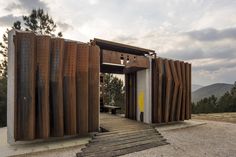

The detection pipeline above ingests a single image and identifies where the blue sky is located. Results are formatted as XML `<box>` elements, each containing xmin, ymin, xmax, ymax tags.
<box><xmin>0</xmin><ymin>0</ymin><xmax>236</xmax><ymax>85</ymax></box>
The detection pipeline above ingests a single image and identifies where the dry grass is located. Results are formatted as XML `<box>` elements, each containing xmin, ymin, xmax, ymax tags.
<box><xmin>192</xmin><ymin>112</ymin><xmax>236</xmax><ymax>123</ymax></box>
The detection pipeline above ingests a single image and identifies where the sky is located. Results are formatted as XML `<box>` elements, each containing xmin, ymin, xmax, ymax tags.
<box><xmin>0</xmin><ymin>0</ymin><xmax>236</xmax><ymax>86</ymax></box>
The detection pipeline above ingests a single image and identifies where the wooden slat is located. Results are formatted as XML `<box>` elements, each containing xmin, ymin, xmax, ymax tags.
<box><xmin>88</xmin><ymin>45</ymin><xmax>100</xmax><ymax>132</ymax></box>
<box><xmin>15</xmin><ymin>32</ymin><xmax>36</xmax><ymax>140</ymax></box>
<box><xmin>175</xmin><ymin>61</ymin><xmax>183</xmax><ymax>121</ymax></box>
<box><xmin>180</xmin><ymin>61</ymin><xmax>186</xmax><ymax>120</ymax></box>
<box><xmin>50</xmin><ymin>38</ymin><xmax>64</xmax><ymax>137</ymax></box>
<box><xmin>169</xmin><ymin>60</ymin><xmax>179</xmax><ymax>122</ymax></box>
<box><xmin>35</xmin><ymin>35</ymin><xmax>50</xmax><ymax>139</ymax></box>
<box><xmin>63</xmin><ymin>41</ymin><xmax>77</xmax><ymax>135</ymax></box>
<box><xmin>77</xmin><ymin>113</ymin><xmax>168</xmax><ymax>157</ymax></box>
<box><xmin>164</xmin><ymin>60</ymin><xmax>172</xmax><ymax>123</ymax></box>
<box><xmin>76</xmin><ymin>44</ymin><xmax>89</xmax><ymax>135</ymax></box>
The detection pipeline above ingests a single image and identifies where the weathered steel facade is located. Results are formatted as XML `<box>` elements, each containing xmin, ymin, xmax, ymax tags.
<box><xmin>7</xmin><ymin>30</ymin><xmax>191</xmax><ymax>142</ymax></box>
<box><xmin>152</xmin><ymin>58</ymin><xmax>191</xmax><ymax>123</ymax></box>
<box><xmin>7</xmin><ymin>31</ymin><xmax>100</xmax><ymax>142</ymax></box>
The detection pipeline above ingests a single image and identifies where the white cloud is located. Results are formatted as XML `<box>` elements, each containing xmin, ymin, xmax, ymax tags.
<box><xmin>0</xmin><ymin>0</ymin><xmax>236</xmax><ymax>85</ymax></box>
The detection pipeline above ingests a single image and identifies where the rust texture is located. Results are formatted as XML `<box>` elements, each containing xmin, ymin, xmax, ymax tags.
<box><xmin>88</xmin><ymin>45</ymin><xmax>100</xmax><ymax>132</ymax></box>
<box><xmin>15</xmin><ymin>32</ymin><xmax>36</xmax><ymax>140</ymax></box>
<box><xmin>76</xmin><ymin>44</ymin><xmax>89</xmax><ymax>135</ymax></box>
<box><xmin>36</xmin><ymin>35</ymin><xmax>50</xmax><ymax>139</ymax></box>
<box><xmin>50</xmin><ymin>38</ymin><xmax>64</xmax><ymax>137</ymax></box>
<box><xmin>63</xmin><ymin>41</ymin><xmax>77</xmax><ymax>135</ymax></box>
<box><xmin>152</xmin><ymin>58</ymin><xmax>191</xmax><ymax>123</ymax></box>
<box><xmin>12</xmin><ymin>31</ymin><xmax>191</xmax><ymax>141</ymax></box>
<box><xmin>125</xmin><ymin>72</ymin><xmax>137</xmax><ymax>120</ymax></box>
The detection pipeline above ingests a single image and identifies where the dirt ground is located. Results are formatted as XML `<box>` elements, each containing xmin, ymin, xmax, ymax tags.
<box><xmin>192</xmin><ymin>112</ymin><xmax>236</xmax><ymax>123</ymax></box>
<box><xmin>122</xmin><ymin>120</ymin><xmax>236</xmax><ymax>157</ymax></box>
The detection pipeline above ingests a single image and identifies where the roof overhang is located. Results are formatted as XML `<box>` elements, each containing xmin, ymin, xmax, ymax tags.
<box><xmin>92</xmin><ymin>38</ymin><xmax>155</xmax><ymax>56</ymax></box>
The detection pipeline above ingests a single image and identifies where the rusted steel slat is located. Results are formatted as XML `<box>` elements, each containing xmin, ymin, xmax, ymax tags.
<box><xmin>157</xmin><ymin>58</ymin><xmax>163</xmax><ymax>123</ymax></box>
<box><xmin>169</xmin><ymin>60</ymin><xmax>179</xmax><ymax>122</ymax></box>
<box><xmin>125</xmin><ymin>74</ymin><xmax>129</xmax><ymax>118</ymax></box>
<box><xmin>185</xmin><ymin>63</ymin><xmax>190</xmax><ymax>120</ymax></box>
<box><xmin>50</xmin><ymin>38</ymin><xmax>64</xmax><ymax>137</ymax></box>
<box><xmin>175</xmin><ymin>61</ymin><xmax>182</xmax><ymax>121</ymax></box>
<box><xmin>15</xmin><ymin>32</ymin><xmax>36</xmax><ymax>140</ymax></box>
<box><xmin>35</xmin><ymin>36</ymin><xmax>50</xmax><ymax>139</ymax></box>
<box><xmin>180</xmin><ymin>61</ymin><xmax>186</xmax><ymax>120</ymax></box>
<box><xmin>63</xmin><ymin>41</ymin><xmax>77</xmax><ymax>135</ymax></box>
<box><xmin>134</xmin><ymin>72</ymin><xmax>137</xmax><ymax>120</ymax></box>
<box><xmin>76</xmin><ymin>44</ymin><xmax>89</xmax><ymax>135</ymax></box>
<box><xmin>152</xmin><ymin>59</ymin><xmax>158</xmax><ymax>123</ymax></box>
<box><xmin>125</xmin><ymin>75</ymin><xmax>127</xmax><ymax>118</ymax></box>
<box><xmin>189</xmin><ymin>64</ymin><xmax>192</xmax><ymax>118</ymax></box>
<box><xmin>88</xmin><ymin>45</ymin><xmax>100</xmax><ymax>132</ymax></box>
<box><xmin>164</xmin><ymin>60</ymin><xmax>172</xmax><ymax>123</ymax></box>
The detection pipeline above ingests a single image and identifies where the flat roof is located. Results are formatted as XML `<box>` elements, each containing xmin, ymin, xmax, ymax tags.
<box><xmin>92</xmin><ymin>38</ymin><xmax>155</xmax><ymax>56</ymax></box>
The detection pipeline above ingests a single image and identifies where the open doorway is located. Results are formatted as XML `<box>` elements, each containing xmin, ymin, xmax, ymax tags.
<box><xmin>100</xmin><ymin>73</ymin><xmax>125</xmax><ymax>115</ymax></box>
<box><xmin>94</xmin><ymin>38</ymin><xmax>153</xmax><ymax>122</ymax></box>
<box><xmin>100</xmin><ymin>72</ymin><xmax>138</xmax><ymax>120</ymax></box>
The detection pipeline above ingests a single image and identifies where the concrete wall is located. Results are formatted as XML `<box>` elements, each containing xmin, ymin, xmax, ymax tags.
<box><xmin>7</xmin><ymin>30</ymin><xmax>16</xmax><ymax>144</ymax></box>
<box><xmin>136</xmin><ymin>57</ymin><xmax>152</xmax><ymax>124</ymax></box>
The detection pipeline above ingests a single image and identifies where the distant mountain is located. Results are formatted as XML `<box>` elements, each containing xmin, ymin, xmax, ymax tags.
<box><xmin>192</xmin><ymin>84</ymin><xmax>203</xmax><ymax>92</ymax></box>
<box><xmin>192</xmin><ymin>83</ymin><xmax>233</xmax><ymax>103</ymax></box>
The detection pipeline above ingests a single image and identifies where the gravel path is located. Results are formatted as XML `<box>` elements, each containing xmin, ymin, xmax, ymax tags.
<box><xmin>121</xmin><ymin>120</ymin><xmax>236</xmax><ymax>157</ymax></box>
<box><xmin>12</xmin><ymin>120</ymin><xmax>236</xmax><ymax>157</ymax></box>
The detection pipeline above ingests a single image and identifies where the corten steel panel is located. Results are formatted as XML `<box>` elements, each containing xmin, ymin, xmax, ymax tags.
<box><xmin>180</xmin><ymin>62</ymin><xmax>186</xmax><ymax>121</ymax></box>
<box><xmin>88</xmin><ymin>45</ymin><xmax>100</xmax><ymax>132</ymax></box>
<box><xmin>15</xmin><ymin>32</ymin><xmax>36</xmax><ymax>140</ymax></box>
<box><xmin>175</xmin><ymin>61</ymin><xmax>183</xmax><ymax>121</ymax></box>
<box><xmin>189</xmin><ymin>64</ymin><xmax>192</xmax><ymax>118</ymax></box>
<box><xmin>125</xmin><ymin>74</ymin><xmax>129</xmax><ymax>118</ymax></box>
<box><xmin>163</xmin><ymin>60</ymin><xmax>172</xmax><ymax>123</ymax></box>
<box><xmin>76</xmin><ymin>44</ymin><xmax>89</xmax><ymax>135</ymax></box>
<box><xmin>169</xmin><ymin>60</ymin><xmax>179</xmax><ymax>122</ymax></box>
<box><xmin>63</xmin><ymin>41</ymin><xmax>77</xmax><ymax>135</ymax></box>
<box><xmin>102</xmin><ymin>49</ymin><xmax>121</xmax><ymax>64</ymax></box>
<box><xmin>101</xmin><ymin>49</ymin><xmax>149</xmax><ymax>69</ymax></box>
<box><xmin>125</xmin><ymin>72</ymin><xmax>137</xmax><ymax>120</ymax></box>
<box><xmin>152</xmin><ymin>58</ymin><xmax>163</xmax><ymax>123</ymax></box>
<box><xmin>50</xmin><ymin>38</ymin><xmax>64</xmax><ymax>137</ymax></box>
<box><xmin>157</xmin><ymin>58</ymin><xmax>163</xmax><ymax>123</ymax></box>
<box><xmin>125</xmin><ymin>55</ymin><xmax>149</xmax><ymax>69</ymax></box>
<box><xmin>185</xmin><ymin>63</ymin><xmax>190</xmax><ymax>120</ymax></box>
<box><xmin>152</xmin><ymin>59</ymin><xmax>158</xmax><ymax>123</ymax></box>
<box><xmin>35</xmin><ymin>36</ymin><xmax>50</xmax><ymax>139</ymax></box>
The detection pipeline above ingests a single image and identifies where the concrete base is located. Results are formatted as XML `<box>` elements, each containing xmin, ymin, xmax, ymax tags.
<box><xmin>155</xmin><ymin>120</ymin><xmax>206</xmax><ymax>132</ymax></box>
<box><xmin>0</xmin><ymin>127</ymin><xmax>90</xmax><ymax>157</ymax></box>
